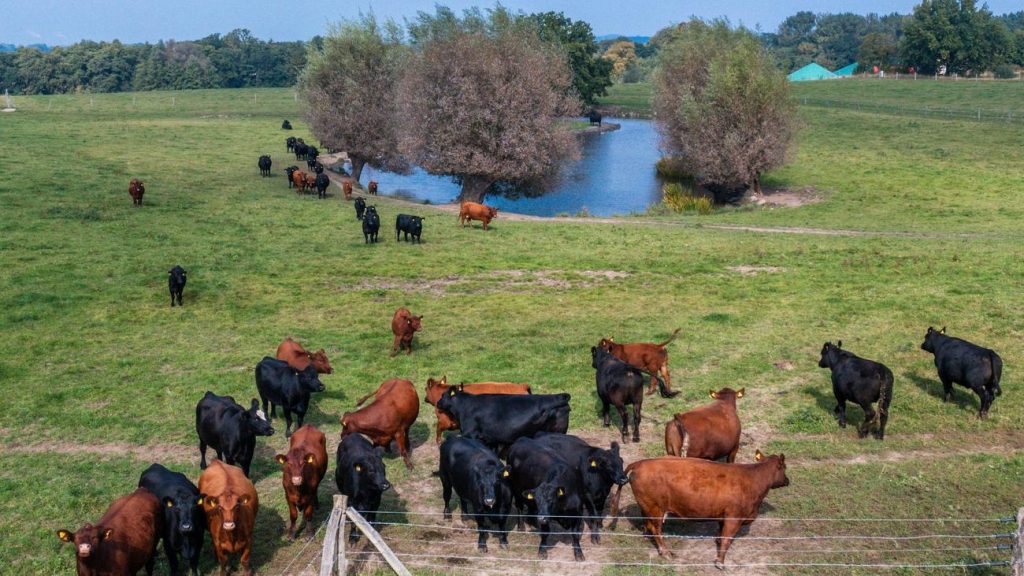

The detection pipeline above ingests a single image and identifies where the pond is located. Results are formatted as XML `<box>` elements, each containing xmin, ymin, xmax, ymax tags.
<box><xmin>361</xmin><ymin>118</ymin><xmax>667</xmax><ymax>217</ymax></box>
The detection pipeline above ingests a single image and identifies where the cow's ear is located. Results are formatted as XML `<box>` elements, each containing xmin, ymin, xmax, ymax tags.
<box><xmin>101</xmin><ymin>528</ymin><xmax>113</xmax><ymax>541</ymax></box>
<box><xmin>441</xmin><ymin>375</ymin><xmax>447</xmax><ymax>385</ymax></box>
<box><xmin>709</xmin><ymin>390</ymin><xmax>717</xmax><ymax>399</ymax></box>
<box><xmin>940</xmin><ymin>326</ymin><xmax>946</xmax><ymax>334</ymax></box>
<box><xmin>837</xmin><ymin>340</ymin><xmax>842</xmax><ymax>349</ymax></box>
<box><xmin>737</xmin><ymin>388</ymin><xmax>745</xmax><ymax>398</ymax></box>
<box><xmin>589</xmin><ymin>458</ymin><xmax>598</xmax><ymax>469</ymax></box>
<box><xmin>374</xmin><ymin>446</ymin><xmax>384</xmax><ymax>458</ymax></box>
<box><xmin>57</xmin><ymin>530</ymin><xmax>73</xmax><ymax>543</ymax></box>
<box><xmin>754</xmin><ymin>450</ymin><xmax>764</xmax><ymax>461</ymax></box>
<box><xmin>779</xmin><ymin>454</ymin><xmax>786</xmax><ymax>464</ymax></box>
<box><xmin>275</xmin><ymin>454</ymin><xmax>287</xmax><ymax>465</ymax></box>
<box><xmin>250</xmin><ymin>399</ymin><xmax>260</xmax><ymax>411</ymax></box>
<box><xmin>610</xmin><ymin>441</ymin><xmax>620</xmax><ymax>455</ymax></box>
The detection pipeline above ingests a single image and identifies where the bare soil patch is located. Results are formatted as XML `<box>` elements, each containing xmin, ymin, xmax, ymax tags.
<box><xmin>339</xmin><ymin>269</ymin><xmax>630</xmax><ymax>296</ymax></box>
<box><xmin>2</xmin><ymin>441</ymin><xmax>194</xmax><ymax>463</ymax></box>
<box><xmin>729</xmin><ymin>265</ymin><xmax>785</xmax><ymax>276</ymax></box>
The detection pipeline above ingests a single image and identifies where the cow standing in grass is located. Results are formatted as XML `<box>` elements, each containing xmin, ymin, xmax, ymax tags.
<box><xmin>665</xmin><ymin>387</ymin><xmax>744</xmax><ymax>458</ymax></box>
<box><xmin>921</xmin><ymin>327</ymin><xmax>1002</xmax><ymax>418</ymax></box>
<box><xmin>819</xmin><ymin>341</ymin><xmax>894</xmax><ymax>439</ymax></box>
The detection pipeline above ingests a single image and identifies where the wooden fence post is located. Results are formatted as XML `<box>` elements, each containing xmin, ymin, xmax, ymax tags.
<box><xmin>346</xmin><ymin>508</ymin><xmax>411</xmax><ymax>576</ymax></box>
<box><xmin>1012</xmin><ymin>508</ymin><xmax>1024</xmax><ymax>576</ymax></box>
<box><xmin>337</xmin><ymin>496</ymin><xmax>348</xmax><ymax>576</ymax></box>
<box><xmin>320</xmin><ymin>495</ymin><xmax>345</xmax><ymax>576</ymax></box>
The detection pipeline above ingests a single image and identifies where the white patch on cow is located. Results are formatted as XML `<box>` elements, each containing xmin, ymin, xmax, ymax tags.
<box><xmin>681</xmin><ymin>433</ymin><xmax>691</xmax><ymax>457</ymax></box>
<box><xmin>256</xmin><ymin>410</ymin><xmax>267</xmax><ymax>421</ymax></box>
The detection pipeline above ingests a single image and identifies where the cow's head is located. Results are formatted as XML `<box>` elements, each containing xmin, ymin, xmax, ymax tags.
<box><xmin>709</xmin><ymin>387</ymin><xmax>745</xmax><ymax>402</ymax></box>
<box><xmin>596</xmin><ymin>338</ymin><xmax>618</xmax><ymax>353</ymax></box>
<box><xmin>407</xmin><ymin>314</ymin><xmax>422</xmax><ymax>333</ymax></box>
<box><xmin>921</xmin><ymin>326</ymin><xmax>945</xmax><ymax>353</ymax></box>
<box><xmin>347</xmin><ymin>445</ymin><xmax>391</xmax><ymax>494</ymax></box>
<box><xmin>424</xmin><ymin>375</ymin><xmax>448</xmax><ymax>406</ymax></box>
<box><xmin>168</xmin><ymin>266</ymin><xmax>186</xmax><ymax>279</ymax></box>
<box><xmin>588</xmin><ymin>442</ymin><xmax>628</xmax><ymax>486</ymax></box>
<box><xmin>57</xmin><ymin>524</ymin><xmax>112</xmax><ymax>559</ymax></box>
<box><xmin>488</xmin><ymin>207</ymin><xmax>499</xmax><ymax>218</ymax></box>
<box><xmin>297</xmin><ymin>365</ymin><xmax>326</xmax><ymax>393</ymax></box>
<box><xmin>200</xmin><ymin>489</ymin><xmax>251</xmax><ymax>532</ymax></box>
<box><xmin>244</xmin><ymin>398</ymin><xmax>275</xmax><ymax>436</ymax></box>
<box><xmin>522</xmin><ymin>481</ymin><xmax>565</xmax><ymax>525</ymax></box>
<box><xmin>159</xmin><ymin>488</ymin><xmax>203</xmax><ymax>552</ymax></box>
<box><xmin>276</xmin><ymin>447</ymin><xmax>321</xmax><ymax>488</ymax></box>
<box><xmin>819</xmin><ymin>341</ymin><xmax>847</xmax><ymax>368</ymax></box>
<box><xmin>436</xmin><ymin>386</ymin><xmax>462</xmax><ymax>415</ymax></box>
<box><xmin>754</xmin><ymin>450</ymin><xmax>790</xmax><ymax>488</ymax></box>
<box><xmin>310</xmin><ymin>349</ymin><xmax>333</xmax><ymax>374</ymax></box>
<box><xmin>472</xmin><ymin>458</ymin><xmax>510</xmax><ymax>509</ymax></box>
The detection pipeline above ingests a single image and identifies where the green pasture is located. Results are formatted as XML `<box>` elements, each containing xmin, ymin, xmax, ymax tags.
<box><xmin>1</xmin><ymin>83</ymin><xmax>1022</xmax><ymax>574</ymax></box>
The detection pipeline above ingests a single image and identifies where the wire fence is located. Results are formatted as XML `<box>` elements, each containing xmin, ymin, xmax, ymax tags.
<box><xmin>798</xmin><ymin>96</ymin><xmax>1024</xmax><ymax>124</ymax></box>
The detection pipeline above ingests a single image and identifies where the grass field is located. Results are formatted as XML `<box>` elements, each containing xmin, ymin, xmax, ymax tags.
<box><xmin>2</xmin><ymin>83</ymin><xmax>1023</xmax><ymax>575</ymax></box>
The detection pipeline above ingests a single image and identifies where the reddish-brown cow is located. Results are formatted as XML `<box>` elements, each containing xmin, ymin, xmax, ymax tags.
<box><xmin>342</xmin><ymin>180</ymin><xmax>353</xmax><ymax>200</ymax></box>
<box><xmin>368</xmin><ymin>180</ymin><xmax>378</xmax><ymax>195</ymax></box>
<box><xmin>390</xmin><ymin>307</ymin><xmax>423</xmax><ymax>357</ymax></box>
<box><xmin>459</xmin><ymin>201</ymin><xmax>499</xmax><ymax>230</ymax></box>
<box><xmin>611</xmin><ymin>452</ymin><xmax>789</xmax><ymax>568</ymax></box>
<box><xmin>199</xmin><ymin>460</ymin><xmax>259</xmax><ymax>576</ymax></box>
<box><xmin>665</xmin><ymin>387</ymin><xmax>744</xmax><ymax>461</ymax></box>
<box><xmin>291</xmin><ymin>169</ymin><xmax>306</xmax><ymax>193</ymax></box>
<box><xmin>57</xmin><ymin>487</ymin><xmax>160</xmax><ymax>576</ymax></box>
<box><xmin>275</xmin><ymin>424</ymin><xmax>328</xmax><ymax>540</ymax></box>
<box><xmin>303</xmin><ymin>173</ymin><xmax>317</xmax><ymax>192</ymax></box>
<box><xmin>598</xmin><ymin>328</ymin><xmax>681</xmax><ymax>397</ymax></box>
<box><xmin>276</xmin><ymin>337</ymin><xmax>333</xmax><ymax>374</ymax></box>
<box><xmin>423</xmin><ymin>375</ymin><xmax>532</xmax><ymax>443</ymax></box>
<box><xmin>128</xmin><ymin>178</ymin><xmax>145</xmax><ymax>206</ymax></box>
<box><xmin>342</xmin><ymin>378</ymin><xmax>420</xmax><ymax>469</ymax></box>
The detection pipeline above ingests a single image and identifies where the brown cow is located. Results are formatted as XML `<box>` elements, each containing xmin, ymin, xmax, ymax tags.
<box><xmin>57</xmin><ymin>487</ymin><xmax>160</xmax><ymax>576</ymax></box>
<box><xmin>390</xmin><ymin>307</ymin><xmax>423</xmax><ymax>357</ymax></box>
<box><xmin>275</xmin><ymin>424</ymin><xmax>328</xmax><ymax>540</ymax></box>
<box><xmin>342</xmin><ymin>180</ymin><xmax>353</xmax><ymax>200</ymax></box>
<box><xmin>199</xmin><ymin>460</ymin><xmax>259</xmax><ymax>576</ymax></box>
<box><xmin>128</xmin><ymin>178</ymin><xmax>145</xmax><ymax>206</ymax></box>
<box><xmin>424</xmin><ymin>375</ymin><xmax>532</xmax><ymax>443</ymax></box>
<box><xmin>665</xmin><ymin>387</ymin><xmax>744</xmax><ymax>461</ymax></box>
<box><xmin>291</xmin><ymin>169</ymin><xmax>306</xmax><ymax>193</ymax></box>
<box><xmin>276</xmin><ymin>337</ymin><xmax>333</xmax><ymax>374</ymax></box>
<box><xmin>598</xmin><ymin>328</ymin><xmax>681</xmax><ymax>397</ymax></box>
<box><xmin>342</xmin><ymin>378</ymin><xmax>420</xmax><ymax>469</ymax></box>
<box><xmin>611</xmin><ymin>451</ymin><xmax>789</xmax><ymax>568</ymax></box>
<box><xmin>303</xmin><ymin>173</ymin><xmax>317</xmax><ymax>192</ymax></box>
<box><xmin>368</xmin><ymin>180</ymin><xmax>378</xmax><ymax>195</ymax></box>
<box><xmin>459</xmin><ymin>201</ymin><xmax>498</xmax><ymax>230</ymax></box>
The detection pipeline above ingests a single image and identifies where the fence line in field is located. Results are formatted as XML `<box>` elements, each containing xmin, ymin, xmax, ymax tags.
<box><xmin>798</xmin><ymin>95</ymin><xmax>1024</xmax><ymax>124</ymax></box>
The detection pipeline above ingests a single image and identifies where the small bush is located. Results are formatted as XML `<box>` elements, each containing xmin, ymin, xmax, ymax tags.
<box><xmin>655</xmin><ymin>157</ymin><xmax>692</xmax><ymax>181</ymax></box>
<box><xmin>662</xmin><ymin>183</ymin><xmax>713</xmax><ymax>214</ymax></box>
<box><xmin>994</xmin><ymin>64</ymin><xmax>1016</xmax><ymax>79</ymax></box>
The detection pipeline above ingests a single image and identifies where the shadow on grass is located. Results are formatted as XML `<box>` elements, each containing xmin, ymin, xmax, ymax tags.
<box><xmin>344</xmin><ymin>487</ymin><xmax>411</xmax><ymax>573</ymax></box>
<box><xmin>905</xmin><ymin>370</ymin><xmax>978</xmax><ymax>412</ymax></box>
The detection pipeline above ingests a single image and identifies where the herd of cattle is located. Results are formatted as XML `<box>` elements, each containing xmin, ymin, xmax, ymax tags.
<box><xmin>81</xmin><ymin>122</ymin><xmax>1003</xmax><ymax>575</ymax></box>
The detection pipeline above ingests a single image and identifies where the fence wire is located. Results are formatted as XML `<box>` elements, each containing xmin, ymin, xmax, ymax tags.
<box><xmin>798</xmin><ymin>96</ymin><xmax>1024</xmax><ymax>124</ymax></box>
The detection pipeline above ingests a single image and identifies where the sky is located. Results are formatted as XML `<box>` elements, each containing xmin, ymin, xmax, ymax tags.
<box><xmin>1</xmin><ymin>0</ymin><xmax>1020</xmax><ymax>47</ymax></box>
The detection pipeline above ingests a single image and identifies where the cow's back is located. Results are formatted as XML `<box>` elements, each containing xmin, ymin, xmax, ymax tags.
<box><xmin>98</xmin><ymin>488</ymin><xmax>161</xmax><ymax>572</ymax></box>
<box><xmin>343</xmin><ymin>379</ymin><xmax>419</xmax><ymax>438</ymax></box>
<box><xmin>936</xmin><ymin>337</ymin><xmax>1000</xmax><ymax>383</ymax></box>
<box><xmin>677</xmin><ymin>402</ymin><xmax>740</xmax><ymax>456</ymax></box>
<box><xmin>276</xmin><ymin>338</ymin><xmax>311</xmax><ymax>371</ymax></box>
<box><xmin>629</xmin><ymin>458</ymin><xmax>763</xmax><ymax>519</ymax></box>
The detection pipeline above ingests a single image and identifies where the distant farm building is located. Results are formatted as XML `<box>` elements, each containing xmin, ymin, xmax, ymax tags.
<box><xmin>832</xmin><ymin>62</ymin><xmax>858</xmax><ymax>77</ymax></box>
<box><xmin>787</xmin><ymin>63</ymin><xmax>838</xmax><ymax>82</ymax></box>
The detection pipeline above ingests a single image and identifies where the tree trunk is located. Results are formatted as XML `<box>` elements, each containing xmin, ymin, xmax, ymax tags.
<box><xmin>751</xmin><ymin>174</ymin><xmax>762</xmax><ymax>197</ymax></box>
<box><xmin>457</xmin><ymin>175</ymin><xmax>494</xmax><ymax>203</ymax></box>
<box><xmin>350</xmin><ymin>157</ymin><xmax>366</xmax><ymax>185</ymax></box>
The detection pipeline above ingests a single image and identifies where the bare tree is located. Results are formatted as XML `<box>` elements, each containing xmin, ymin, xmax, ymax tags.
<box><xmin>397</xmin><ymin>7</ymin><xmax>580</xmax><ymax>202</ymax></box>
<box><xmin>299</xmin><ymin>15</ymin><xmax>408</xmax><ymax>183</ymax></box>
<box><xmin>654</xmin><ymin>20</ymin><xmax>798</xmax><ymax>199</ymax></box>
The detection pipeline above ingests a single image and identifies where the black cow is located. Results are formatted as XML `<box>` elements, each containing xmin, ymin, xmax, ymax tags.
<box><xmin>306</xmin><ymin>156</ymin><xmax>318</xmax><ymax>171</ymax></box>
<box><xmin>508</xmin><ymin>437</ymin><xmax>586</xmax><ymax>561</ymax></box>
<box><xmin>285</xmin><ymin>166</ymin><xmax>300</xmax><ymax>188</ymax></box>
<box><xmin>168</xmin><ymin>266</ymin><xmax>187</xmax><ymax>307</ymax></box>
<box><xmin>195</xmin><ymin>391</ymin><xmax>274</xmax><ymax>477</ymax></box>
<box><xmin>354</xmin><ymin>197</ymin><xmax>366</xmax><ymax>220</ymax></box>
<box><xmin>286</xmin><ymin>136</ymin><xmax>297</xmax><ymax>152</ymax></box>
<box><xmin>435</xmin><ymin>389</ymin><xmax>570</xmax><ymax>452</ymax></box>
<box><xmin>254</xmin><ymin>357</ymin><xmax>325</xmax><ymax>438</ymax></box>
<box><xmin>258</xmin><ymin>155</ymin><xmax>272</xmax><ymax>177</ymax></box>
<box><xmin>921</xmin><ymin>327</ymin><xmax>1003</xmax><ymax>418</ymax></box>
<box><xmin>362</xmin><ymin>208</ymin><xmax>380</xmax><ymax>243</ymax></box>
<box><xmin>395</xmin><ymin>214</ymin><xmax>423</xmax><ymax>243</ymax></box>
<box><xmin>818</xmin><ymin>341</ymin><xmax>894</xmax><ymax>439</ymax></box>
<box><xmin>532</xmin><ymin>432</ymin><xmax>627</xmax><ymax>543</ymax></box>
<box><xmin>336</xmin><ymin>434</ymin><xmax>391</xmax><ymax>543</ymax></box>
<box><xmin>438</xmin><ymin>436</ymin><xmax>512</xmax><ymax>552</ymax></box>
<box><xmin>315</xmin><ymin>173</ymin><xmax>330</xmax><ymax>199</ymax></box>
<box><xmin>282</xmin><ymin>119</ymin><xmax>292</xmax><ymax>130</ymax></box>
<box><xmin>138</xmin><ymin>464</ymin><xmax>204</xmax><ymax>576</ymax></box>
<box><xmin>587</xmin><ymin>109</ymin><xmax>602</xmax><ymax>126</ymax></box>
<box><xmin>294</xmin><ymin>142</ymin><xmax>309</xmax><ymax>161</ymax></box>
<box><xmin>313</xmin><ymin>162</ymin><xmax>324</xmax><ymax>174</ymax></box>
<box><xmin>591</xmin><ymin>345</ymin><xmax>645</xmax><ymax>442</ymax></box>
<box><xmin>307</xmin><ymin>146</ymin><xmax>319</xmax><ymax>161</ymax></box>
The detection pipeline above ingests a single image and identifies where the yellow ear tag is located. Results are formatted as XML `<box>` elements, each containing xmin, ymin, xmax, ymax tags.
<box><xmin>355</xmin><ymin>465</ymin><xmax>362</xmax><ymax>472</ymax></box>
<box><xmin>589</xmin><ymin>459</ymin><xmax>597</xmax><ymax>468</ymax></box>
<box><xmin>755</xmin><ymin>451</ymin><xmax>763</xmax><ymax>461</ymax></box>
<box><xmin>502</xmin><ymin>470</ymin><xmax>509</xmax><ymax>478</ymax></box>
<box><xmin>166</xmin><ymin>501</ymin><xmax>173</xmax><ymax>508</ymax></box>
<box><xmin>449</xmin><ymin>389</ymin><xmax>456</xmax><ymax>396</ymax></box>
<box><xmin>557</xmin><ymin>488</ymin><xmax>564</xmax><ymax>497</ymax></box>
<box><xmin>306</xmin><ymin>455</ymin><xmax>315</xmax><ymax>464</ymax></box>
<box><xmin>197</xmin><ymin>497</ymin><xmax>203</xmax><ymax>506</ymax></box>
<box><xmin>526</xmin><ymin>493</ymin><xmax>533</xmax><ymax>500</ymax></box>
<box><xmin>709</xmin><ymin>390</ymin><xmax>717</xmax><ymax>399</ymax></box>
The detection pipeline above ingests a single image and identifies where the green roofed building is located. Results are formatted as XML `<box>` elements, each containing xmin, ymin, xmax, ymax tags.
<box><xmin>787</xmin><ymin>62</ymin><xmax>838</xmax><ymax>82</ymax></box>
<box><xmin>833</xmin><ymin>63</ymin><xmax>858</xmax><ymax>77</ymax></box>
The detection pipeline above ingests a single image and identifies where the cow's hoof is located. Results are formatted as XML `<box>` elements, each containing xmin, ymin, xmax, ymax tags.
<box><xmin>632</xmin><ymin>435</ymin><xmax>640</xmax><ymax>443</ymax></box>
<box><xmin>478</xmin><ymin>544</ymin><xmax>487</xmax><ymax>552</ymax></box>
<box><xmin>714</xmin><ymin>560</ymin><xmax>726</xmax><ymax>570</ymax></box>
<box><xmin>538</xmin><ymin>549</ymin><xmax>547</xmax><ymax>560</ymax></box>
<box><xmin>838</xmin><ymin>422</ymin><xmax>847</xmax><ymax>428</ymax></box>
<box><xmin>574</xmin><ymin>551</ymin><xmax>585</xmax><ymax>562</ymax></box>
<box><xmin>874</xmin><ymin>434</ymin><xmax>885</xmax><ymax>440</ymax></box>
<box><xmin>499</xmin><ymin>540</ymin><xmax>509</xmax><ymax>550</ymax></box>
<box><xmin>857</xmin><ymin>430</ymin><xmax>868</xmax><ymax>439</ymax></box>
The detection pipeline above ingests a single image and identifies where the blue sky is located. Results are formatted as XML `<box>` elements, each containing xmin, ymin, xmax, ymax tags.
<box><xmin>2</xmin><ymin>0</ymin><xmax>1020</xmax><ymax>46</ymax></box>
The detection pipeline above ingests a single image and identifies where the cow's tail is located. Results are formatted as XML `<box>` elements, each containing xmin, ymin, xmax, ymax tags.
<box><xmin>664</xmin><ymin>418</ymin><xmax>686</xmax><ymax>456</ymax></box>
<box><xmin>354</xmin><ymin>382</ymin><xmax>385</xmax><ymax>408</ymax></box>
<box><xmin>657</xmin><ymin>328</ymin><xmax>682</xmax><ymax>348</ymax></box>
<box><xmin>657</xmin><ymin>377</ymin><xmax>679</xmax><ymax>399</ymax></box>
<box><xmin>989</xmin><ymin>350</ymin><xmax>1003</xmax><ymax>396</ymax></box>
<box><xmin>877</xmin><ymin>368</ymin><xmax>894</xmax><ymax>423</ymax></box>
<box><xmin>609</xmin><ymin>461</ymin><xmax>639</xmax><ymax>527</ymax></box>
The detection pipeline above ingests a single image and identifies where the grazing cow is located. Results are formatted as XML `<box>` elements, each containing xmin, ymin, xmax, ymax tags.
<box><xmin>597</xmin><ymin>328</ymin><xmax>681</xmax><ymax>397</ymax></box>
<box><xmin>257</xmin><ymin>155</ymin><xmax>271</xmax><ymax>177</ymax></box>
<box><xmin>438</xmin><ymin>436</ymin><xmax>512</xmax><ymax>552</ymax></box>
<box><xmin>282</xmin><ymin>119</ymin><xmax>292</xmax><ymax>130</ymax></box>
<box><xmin>195</xmin><ymin>391</ymin><xmax>274</xmax><ymax>477</ymax></box>
<box><xmin>362</xmin><ymin>208</ymin><xmax>380</xmax><ymax>243</ymax></box>
<box><xmin>921</xmin><ymin>327</ymin><xmax>1003</xmax><ymax>418</ymax></box>
<box><xmin>291</xmin><ymin>169</ymin><xmax>306</xmax><ymax>192</ymax></box>
<box><xmin>459</xmin><ymin>201</ymin><xmax>498</xmax><ymax>230</ymax></box>
<box><xmin>368</xmin><ymin>180</ymin><xmax>378</xmax><ymax>195</ymax></box>
<box><xmin>58</xmin><ymin>487</ymin><xmax>161</xmax><ymax>576</ymax></box>
<box><xmin>275</xmin><ymin>425</ymin><xmax>328</xmax><ymax>540</ymax></box>
<box><xmin>313</xmin><ymin>162</ymin><xmax>324</xmax><ymax>174</ymax></box>
<box><xmin>818</xmin><ymin>341</ymin><xmax>894</xmax><ymax>438</ymax></box>
<box><xmin>285</xmin><ymin>166</ymin><xmax>299</xmax><ymax>188</ymax></box>
<box><xmin>592</xmin><ymin>345</ymin><xmax>646</xmax><ymax>442</ymax></box>
<box><xmin>198</xmin><ymin>460</ymin><xmax>258</xmax><ymax>576</ymax></box>
<box><xmin>128</xmin><ymin>178</ymin><xmax>145</xmax><ymax>206</ymax></box>
<box><xmin>354</xmin><ymin>197</ymin><xmax>366</xmax><ymax>220</ymax></box>
<box><xmin>396</xmin><ymin>214</ymin><xmax>424</xmax><ymax>243</ymax></box>
<box><xmin>532</xmin><ymin>432</ymin><xmax>627</xmax><ymax>544</ymax></box>
<box><xmin>293</xmin><ymin>141</ymin><xmax>308</xmax><ymax>161</ymax></box>
<box><xmin>587</xmin><ymin>109</ymin><xmax>602</xmax><ymax>126</ymax></box>
<box><xmin>138</xmin><ymin>463</ymin><xmax>204</xmax><ymax>576</ymax></box>
<box><xmin>168</xmin><ymin>265</ymin><xmax>187</xmax><ymax>307</ymax></box>
<box><xmin>424</xmin><ymin>375</ymin><xmax>532</xmax><ymax>443</ymax></box>
<box><xmin>665</xmin><ymin>387</ymin><xmax>744</xmax><ymax>460</ymax></box>
<box><xmin>315</xmin><ymin>173</ymin><xmax>330</xmax><ymax>199</ymax></box>
<box><xmin>276</xmin><ymin>337</ymin><xmax>333</xmax><ymax>374</ymax></box>
<box><xmin>255</xmin><ymin>356</ymin><xmax>325</xmax><ymax>438</ymax></box>
<box><xmin>435</xmin><ymin>389</ymin><xmax>571</xmax><ymax>452</ymax></box>
<box><xmin>336</xmin><ymin>433</ymin><xmax>391</xmax><ymax>543</ymax></box>
<box><xmin>286</xmin><ymin>136</ymin><xmax>297</xmax><ymax>151</ymax></box>
<box><xmin>611</xmin><ymin>451</ymin><xmax>789</xmax><ymax>568</ymax></box>
<box><xmin>508</xmin><ymin>437</ymin><xmax>586</xmax><ymax>561</ymax></box>
<box><xmin>341</xmin><ymin>378</ymin><xmax>420</xmax><ymax>469</ymax></box>
<box><xmin>390</xmin><ymin>307</ymin><xmax>423</xmax><ymax>356</ymax></box>
<box><xmin>342</xmin><ymin>180</ymin><xmax>353</xmax><ymax>200</ymax></box>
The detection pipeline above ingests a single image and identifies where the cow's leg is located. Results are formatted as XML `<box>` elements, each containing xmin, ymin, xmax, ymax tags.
<box><xmin>398</xmin><ymin>427</ymin><xmax>413</xmax><ymax>469</ymax></box>
<box><xmin>659</xmin><ymin>365</ymin><xmax>677</xmax><ymax>396</ymax></box>
<box><xmin>441</xmin><ymin>474</ymin><xmax>453</xmax><ymax>520</ymax></box>
<box><xmin>646</xmin><ymin>373</ymin><xmax>659</xmax><ymax>395</ymax></box>
<box><xmin>632</xmin><ymin>400</ymin><xmax>642</xmax><ymax>442</ymax></box>
<box><xmin>287</xmin><ymin>499</ymin><xmax>299</xmax><ymax>540</ymax></box>
<box><xmin>390</xmin><ymin>335</ymin><xmax>401</xmax><ymax>357</ymax></box>
<box><xmin>727</xmin><ymin>444</ymin><xmax>739</xmax><ymax>463</ymax></box>
<box><xmin>170</xmin><ymin>291</ymin><xmax>175</xmax><ymax>307</ymax></box>
<box><xmin>646</xmin><ymin>511</ymin><xmax>672</xmax><ymax>557</ymax></box>
<box><xmin>198</xmin><ymin>440</ymin><xmax>208</xmax><ymax>469</ymax></box>
<box><xmin>875</xmin><ymin>405</ymin><xmax>889</xmax><ymax>440</ymax></box>
<box><xmin>600</xmin><ymin>399</ymin><xmax>611</xmax><ymax>426</ymax></box>
<box><xmin>538</xmin><ymin>522</ymin><xmax>551</xmax><ymax>558</ymax></box>
<box><xmin>941</xmin><ymin>377</ymin><xmax>954</xmax><ymax>402</ymax></box>
<box><xmin>163</xmin><ymin>539</ymin><xmax>179</xmax><ymax>576</ymax></box>
<box><xmin>304</xmin><ymin>502</ymin><xmax>316</xmax><ymax>539</ymax></box>
<box><xmin>858</xmin><ymin>405</ymin><xmax>875</xmax><ymax>438</ymax></box>
<box><xmin>459</xmin><ymin>498</ymin><xmax>470</xmax><ymax>526</ymax></box>
<box><xmin>616</xmin><ymin>404</ymin><xmax>629</xmax><ymax>443</ymax></box>
<box><xmin>715</xmin><ymin>519</ymin><xmax>743</xmax><ymax>569</ymax></box>
<box><xmin>584</xmin><ymin>498</ymin><xmax>601</xmax><ymax>544</ymax></box>
<box><xmin>834</xmin><ymin>398</ymin><xmax>847</xmax><ymax>428</ymax></box>
<box><xmin>978</xmin><ymin>387</ymin><xmax>993</xmax><ymax>418</ymax></box>
<box><xmin>571</xmin><ymin>519</ymin><xmax>585</xmax><ymax>561</ymax></box>
<box><xmin>212</xmin><ymin>544</ymin><xmax>229</xmax><ymax>576</ymax></box>
<box><xmin>283</xmin><ymin>410</ymin><xmax>293</xmax><ymax>437</ymax></box>
<box><xmin>240</xmin><ymin>540</ymin><xmax>253</xmax><ymax>576</ymax></box>
<box><xmin>477</xmin><ymin>515</ymin><xmax>489</xmax><ymax>552</ymax></box>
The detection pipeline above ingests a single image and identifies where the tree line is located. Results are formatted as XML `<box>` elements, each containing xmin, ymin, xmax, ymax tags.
<box><xmin>0</xmin><ymin>29</ymin><xmax>308</xmax><ymax>94</ymax></box>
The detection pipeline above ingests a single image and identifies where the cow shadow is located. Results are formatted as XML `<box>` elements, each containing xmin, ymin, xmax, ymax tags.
<box><xmin>343</xmin><ymin>489</ymin><xmax>411</xmax><ymax>573</ymax></box>
<box><xmin>905</xmin><ymin>370</ymin><xmax>976</xmax><ymax>410</ymax></box>
<box><xmin>185</xmin><ymin>505</ymin><xmax>285</xmax><ymax>576</ymax></box>
<box><xmin>376</xmin><ymin>422</ymin><xmax>431</xmax><ymax>468</ymax></box>
<box><xmin>612</xmin><ymin>502</ymin><xmax>754</xmax><ymax>550</ymax></box>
